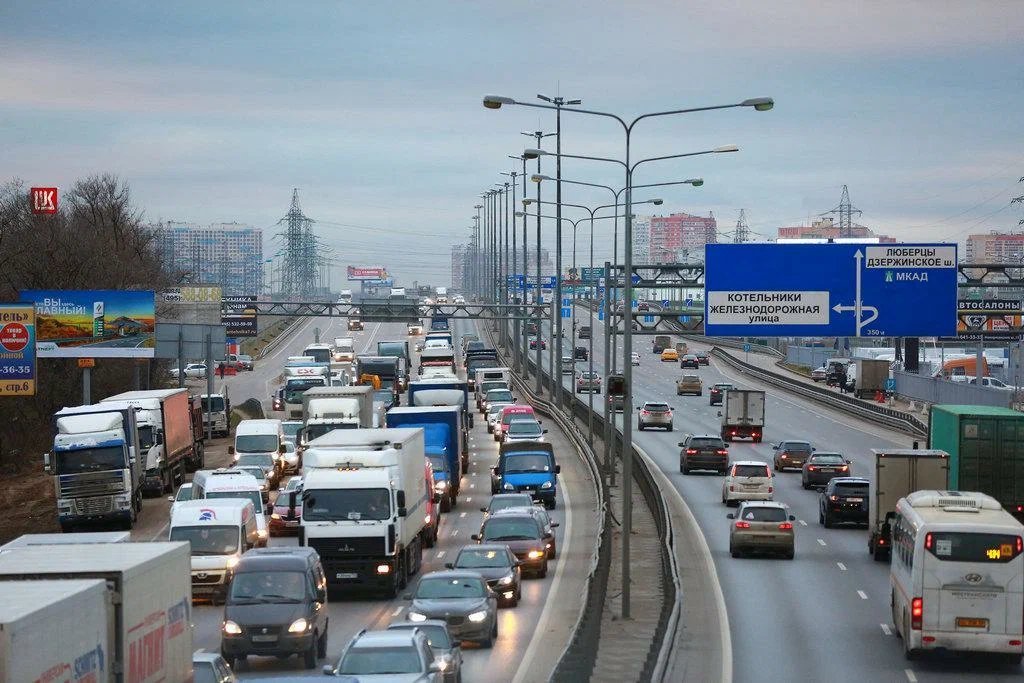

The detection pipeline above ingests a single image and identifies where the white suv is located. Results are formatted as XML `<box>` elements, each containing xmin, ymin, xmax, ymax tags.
<box><xmin>722</xmin><ymin>461</ymin><xmax>773</xmax><ymax>506</ymax></box>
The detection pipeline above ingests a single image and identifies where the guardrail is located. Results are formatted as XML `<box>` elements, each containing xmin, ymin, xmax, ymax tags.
<box><xmin>710</xmin><ymin>347</ymin><xmax>928</xmax><ymax>437</ymax></box>
<box><xmin>494</xmin><ymin>326</ymin><xmax>680</xmax><ymax>681</ymax></box>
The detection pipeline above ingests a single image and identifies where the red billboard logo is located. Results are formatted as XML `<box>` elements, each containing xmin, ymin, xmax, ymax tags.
<box><xmin>30</xmin><ymin>187</ymin><xmax>58</xmax><ymax>214</ymax></box>
<box><xmin>0</xmin><ymin>323</ymin><xmax>29</xmax><ymax>353</ymax></box>
<box><xmin>347</xmin><ymin>266</ymin><xmax>388</xmax><ymax>280</ymax></box>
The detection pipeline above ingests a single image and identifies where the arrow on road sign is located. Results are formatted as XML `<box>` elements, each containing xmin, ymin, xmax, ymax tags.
<box><xmin>831</xmin><ymin>250</ymin><xmax>879</xmax><ymax>335</ymax></box>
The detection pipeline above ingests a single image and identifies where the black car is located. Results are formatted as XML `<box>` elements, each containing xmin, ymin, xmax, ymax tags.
<box><xmin>819</xmin><ymin>477</ymin><xmax>870</xmax><ymax>527</ymax></box>
<box><xmin>446</xmin><ymin>543</ymin><xmax>522</xmax><ymax>607</ymax></box>
<box><xmin>679</xmin><ymin>354</ymin><xmax>700</xmax><ymax>369</ymax></box>
<box><xmin>695</xmin><ymin>350</ymin><xmax>710</xmax><ymax>366</ymax></box>
<box><xmin>709</xmin><ymin>383</ymin><xmax>733</xmax><ymax>406</ymax></box>
<box><xmin>220</xmin><ymin>547</ymin><xmax>329</xmax><ymax>669</ymax></box>
<box><xmin>578</xmin><ymin>326</ymin><xmax>591</xmax><ymax>339</ymax></box>
<box><xmin>637</xmin><ymin>301</ymin><xmax>650</xmax><ymax>311</ymax></box>
<box><xmin>772</xmin><ymin>440</ymin><xmax>814</xmax><ymax>471</ymax></box>
<box><xmin>801</xmin><ymin>452</ymin><xmax>852</xmax><ymax>489</ymax></box>
<box><xmin>573</xmin><ymin>346</ymin><xmax>588</xmax><ymax>361</ymax></box>
<box><xmin>679</xmin><ymin>434</ymin><xmax>730</xmax><ymax>474</ymax></box>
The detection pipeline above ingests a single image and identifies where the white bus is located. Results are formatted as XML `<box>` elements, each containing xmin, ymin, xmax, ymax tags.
<box><xmin>891</xmin><ymin>490</ymin><xmax>1024</xmax><ymax>661</ymax></box>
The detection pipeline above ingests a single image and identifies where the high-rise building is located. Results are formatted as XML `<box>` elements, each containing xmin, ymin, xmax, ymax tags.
<box><xmin>965</xmin><ymin>232</ymin><xmax>1024</xmax><ymax>263</ymax></box>
<box><xmin>632</xmin><ymin>216</ymin><xmax>652</xmax><ymax>264</ymax></box>
<box><xmin>648</xmin><ymin>212</ymin><xmax>717</xmax><ymax>264</ymax></box>
<box><xmin>450</xmin><ymin>244</ymin><xmax>469</xmax><ymax>290</ymax></box>
<box><xmin>777</xmin><ymin>217</ymin><xmax>896</xmax><ymax>242</ymax></box>
<box><xmin>150</xmin><ymin>221</ymin><xmax>263</xmax><ymax>295</ymax></box>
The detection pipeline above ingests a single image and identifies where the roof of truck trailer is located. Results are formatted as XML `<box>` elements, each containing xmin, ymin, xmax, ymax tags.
<box><xmin>307</xmin><ymin>427</ymin><xmax>421</xmax><ymax>447</ymax></box>
<box><xmin>931</xmin><ymin>405</ymin><xmax>1022</xmax><ymax>417</ymax></box>
<box><xmin>0</xmin><ymin>542</ymin><xmax>190</xmax><ymax>577</ymax></box>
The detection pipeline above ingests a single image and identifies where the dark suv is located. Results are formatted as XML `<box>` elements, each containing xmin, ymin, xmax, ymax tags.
<box><xmin>221</xmin><ymin>547</ymin><xmax>329</xmax><ymax>669</ymax></box>
<box><xmin>578</xmin><ymin>326</ymin><xmax>591</xmax><ymax>339</ymax></box>
<box><xmin>819</xmin><ymin>477</ymin><xmax>870</xmax><ymax>527</ymax></box>
<box><xmin>709</xmin><ymin>383</ymin><xmax>733</xmax><ymax>406</ymax></box>
<box><xmin>679</xmin><ymin>434</ymin><xmax>730</xmax><ymax>474</ymax></box>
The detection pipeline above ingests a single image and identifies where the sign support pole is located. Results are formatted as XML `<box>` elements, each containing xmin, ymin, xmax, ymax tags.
<box><xmin>82</xmin><ymin>367</ymin><xmax>91</xmax><ymax>405</ymax></box>
<box><xmin>205</xmin><ymin>333</ymin><xmax>214</xmax><ymax>443</ymax></box>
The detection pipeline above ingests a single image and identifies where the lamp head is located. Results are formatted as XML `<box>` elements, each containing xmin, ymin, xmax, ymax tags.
<box><xmin>689</xmin><ymin>178</ymin><xmax>704</xmax><ymax>187</ymax></box>
<box><xmin>522</xmin><ymin>198</ymin><xmax>534</xmax><ymax>206</ymax></box>
<box><xmin>514</xmin><ymin>211</ymin><xmax>526</xmax><ymax>217</ymax></box>
<box><xmin>483</xmin><ymin>95</ymin><xmax>515</xmax><ymax>109</ymax></box>
<box><xmin>523</xmin><ymin>148</ymin><xmax>547</xmax><ymax>160</ymax></box>
<box><xmin>713</xmin><ymin>145</ymin><xmax>740</xmax><ymax>153</ymax></box>
<box><xmin>741</xmin><ymin>97</ymin><xmax>774</xmax><ymax>112</ymax></box>
<box><xmin>531</xmin><ymin>174</ymin><xmax>552</xmax><ymax>183</ymax></box>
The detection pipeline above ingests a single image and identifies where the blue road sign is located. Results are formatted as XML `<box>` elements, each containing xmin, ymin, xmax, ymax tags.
<box><xmin>685</xmin><ymin>297</ymin><xmax>693</xmax><ymax>307</ymax></box>
<box><xmin>598</xmin><ymin>309</ymin><xmax>605</xmax><ymax>321</ymax></box>
<box><xmin>704</xmin><ymin>243</ymin><xmax>958</xmax><ymax>337</ymax></box>
<box><xmin>743</xmin><ymin>343</ymin><xmax>751</xmax><ymax>352</ymax></box>
<box><xmin>561</xmin><ymin>297</ymin><xmax>571</xmax><ymax>307</ymax></box>
<box><xmin>644</xmin><ymin>315</ymin><xmax>655</xmax><ymax>323</ymax></box>
<box><xmin>678</xmin><ymin>315</ymin><xmax>690</xmax><ymax>323</ymax></box>
<box><xmin>885</xmin><ymin>378</ymin><xmax>896</xmax><ymax>391</ymax></box>
<box><xmin>581</xmin><ymin>267</ymin><xmax>604</xmax><ymax>283</ymax></box>
<box><xmin>661</xmin><ymin>299</ymin><xmax>670</xmax><ymax>308</ymax></box>
<box><xmin>631</xmin><ymin>274</ymin><xmax>641</xmax><ymax>285</ymax></box>
<box><xmin>561</xmin><ymin>307</ymin><xmax>572</xmax><ymax>318</ymax></box>
<box><xmin>631</xmin><ymin>299</ymin><xmax>637</xmax><ymax>309</ymax></box>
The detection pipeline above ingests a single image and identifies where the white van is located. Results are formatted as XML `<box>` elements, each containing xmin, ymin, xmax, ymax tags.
<box><xmin>192</xmin><ymin>468</ymin><xmax>269</xmax><ymax>545</ymax></box>
<box><xmin>231</xmin><ymin>418</ymin><xmax>285</xmax><ymax>479</ymax></box>
<box><xmin>169</xmin><ymin>498</ymin><xmax>258</xmax><ymax>601</ymax></box>
<box><xmin>474</xmin><ymin>367</ymin><xmax>511</xmax><ymax>409</ymax></box>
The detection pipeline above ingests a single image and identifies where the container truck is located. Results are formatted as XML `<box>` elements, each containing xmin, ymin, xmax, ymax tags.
<box><xmin>301</xmin><ymin>385</ymin><xmax>377</xmax><ymax>444</ymax></box>
<box><xmin>377</xmin><ymin>340</ymin><xmax>411</xmax><ymax>388</ymax></box>
<box><xmin>867</xmin><ymin>448</ymin><xmax>950</xmax><ymax>561</ymax></box>
<box><xmin>720</xmin><ymin>389</ymin><xmax>765</xmax><ymax>442</ymax></box>
<box><xmin>282</xmin><ymin>357</ymin><xmax>330</xmax><ymax>420</ymax></box>
<box><xmin>187</xmin><ymin>393</ymin><xmax>206</xmax><ymax>471</ymax></box>
<box><xmin>201</xmin><ymin>391</ymin><xmax>230</xmax><ymax>437</ymax></box>
<box><xmin>1</xmin><ymin>531</ymin><xmax>131</xmax><ymax>551</ymax></box>
<box><xmin>0</xmin><ymin>579</ymin><xmax>113</xmax><ymax>683</ymax></box>
<box><xmin>386</xmin><ymin>405</ymin><xmax>464</xmax><ymax>511</ymax></box>
<box><xmin>355</xmin><ymin>355</ymin><xmax>402</xmax><ymax>403</ymax></box>
<box><xmin>293</xmin><ymin>428</ymin><xmax>429</xmax><ymax>597</ymax></box>
<box><xmin>45</xmin><ymin>402</ymin><xmax>144</xmax><ymax>531</ymax></box>
<box><xmin>338</xmin><ymin>289</ymin><xmax>353</xmax><ymax>305</ymax></box>
<box><xmin>928</xmin><ymin>405</ymin><xmax>1024</xmax><ymax>522</ymax></box>
<box><xmin>408</xmin><ymin>377</ymin><xmax>473</xmax><ymax>456</ymax></box>
<box><xmin>0</xmin><ymin>541</ymin><xmax>193</xmax><ymax>683</ymax></box>
<box><xmin>847</xmin><ymin>358</ymin><xmax>890</xmax><ymax>398</ymax></box>
<box><xmin>102</xmin><ymin>389</ymin><xmax>194</xmax><ymax>495</ymax></box>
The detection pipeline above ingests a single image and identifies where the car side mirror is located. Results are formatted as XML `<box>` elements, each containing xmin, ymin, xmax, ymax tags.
<box><xmin>771</xmin><ymin>443</ymin><xmax>778</xmax><ymax>449</ymax></box>
<box><xmin>43</xmin><ymin>452</ymin><xmax>53</xmax><ymax>474</ymax></box>
<box><xmin>433</xmin><ymin>493</ymin><xmax>442</xmax><ymax>504</ymax></box>
<box><xmin>480</xmin><ymin>507</ymin><xmax>488</xmax><ymax>513</ymax></box>
<box><xmin>279</xmin><ymin>444</ymin><xmax>287</xmax><ymax>454</ymax></box>
<box><xmin>444</xmin><ymin>562</ymin><xmax>454</xmax><ymax>569</ymax></box>
<box><xmin>288</xmin><ymin>490</ymin><xmax>298</xmax><ymax>516</ymax></box>
<box><xmin>402</xmin><ymin>592</ymin><xmax>413</xmax><ymax>600</ymax></box>
<box><xmin>789</xmin><ymin>515</ymin><xmax>796</xmax><ymax>521</ymax></box>
<box><xmin>677</xmin><ymin>442</ymin><xmax>685</xmax><ymax>447</ymax></box>
<box><xmin>551</xmin><ymin>522</ymin><xmax>560</xmax><ymax>528</ymax></box>
<box><xmin>846</xmin><ymin>459</ymin><xmax>852</xmax><ymax>464</ymax></box>
<box><xmin>323</xmin><ymin>664</ymin><xmax>335</xmax><ymax>675</ymax></box>
<box><xmin>167</xmin><ymin>495</ymin><xmax>175</xmax><ymax>503</ymax></box>
<box><xmin>227</xmin><ymin>445</ymin><xmax>235</xmax><ymax>455</ymax></box>
<box><xmin>812</xmin><ymin>447</ymin><xmax>817</xmax><ymax>451</ymax></box>
<box><xmin>554</xmin><ymin>465</ymin><xmax>561</xmax><ymax>474</ymax></box>
<box><xmin>471</xmin><ymin>534</ymin><xmax>481</xmax><ymax>541</ymax></box>
<box><xmin>716</xmin><ymin>411</ymin><xmax>722</xmax><ymax>417</ymax></box>
<box><xmin>726</xmin><ymin>513</ymin><xmax>735</xmax><ymax>519</ymax></box>
<box><xmin>429</xmin><ymin>662</ymin><xmax>444</xmax><ymax>674</ymax></box>
<box><xmin>542</xmin><ymin>429</ymin><xmax>548</xmax><ymax>434</ymax></box>
<box><xmin>723</xmin><ymin>443</ymin><xmax>730</xmax><ymax>448</ymax></box>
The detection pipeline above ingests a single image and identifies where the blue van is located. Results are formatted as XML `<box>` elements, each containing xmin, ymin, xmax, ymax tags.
<box><xmin>490</xmin><ymin>442</ymin><xmax>560</xmax><ymax>509</ymax></box>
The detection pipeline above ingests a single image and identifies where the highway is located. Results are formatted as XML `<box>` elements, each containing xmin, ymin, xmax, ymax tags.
<box><xmin>128</xmin><ymin>315</ymin><xmax>598</xmax><ymax>680</ymax></box>
<box><xmin>533</xmin><ymin>314</ymin><xmax>1023</xmax><ymax>683</ymax></box>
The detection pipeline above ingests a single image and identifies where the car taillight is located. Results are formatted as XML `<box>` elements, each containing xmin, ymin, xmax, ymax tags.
<box><xmin>778</xmin><ymin>522</ymin><xmax>792</xmax><ymax>530</ymax></box>
<box><xmin>911</xmin><ymin>597</ymin><xmax>923</xmax><ymax>629</ymax></box>
<box><xmin>686</xmin><ymin>448</ymin><xmax>698</xmax><ymax>455</ymax></box>
<box><xmin>729</xmin><ymin>485</ymin><xmax>735</xmax><ymax>492</ymax></box>
<box><xmin>925</xmin><ymin>532</ymin><xmax>933</xmax><ymax>551</ymax></box>
<box><xmin>641</xmin><ymin>410</ymin><xmax>650</xmax><ymax>416</ymax></box>
<box><xmin>878</xmin><ymin>538</ymin><xmax>886</xmax><ymax>545</ymax></box>
<box><xmin>830</xmin><ymin>495</ymin><xmax>838</xmax><ymax>501</ymax></box>
<box><xmin>1018</xmin><ymin>536</ymin><xmax>1023</xmax><ymax>554</ymax></box>
<box><xmin>768</xmin><ymin>486</ymin><xmax>773</xmax><ymax>494</ymax></box>
<box><xmin>716</xmin><ymin>449</ymin><xmax>728</xmax><ymax>455</ymax></box>
<box><xmin>808</xmin><ymin>465</ymin><xmax>818</xmax><ymax>471</ymax></box>
<box><xmin>734</xmin><ymin>521</ymin><xmax>750</xmax><ymax>529</ymax></box>
<box><xmin>839</xmin><ymin>465</ymin><xmax>849</xmax><ymax>472</ymax></box>
<box><xmin>731</xmin><ymin>431</ymin><xmax>737</xmax><ymax>436</ymax></box>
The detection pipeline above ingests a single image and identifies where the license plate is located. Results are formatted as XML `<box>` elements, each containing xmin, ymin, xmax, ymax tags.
<box><xmin>336</xmin><ymin>572</ymin><xmax>358</xmax><ymax>579</ymax></box>
<box><xmin>956</xmin><ymin>617</ymin><xmax>988</xmax><ymax>628</ymax></box>
<box><xmin>820</xmin><ymin>468</ymin><xmax>835</xmax><ymax>473</ymax></box>
<box><xmin>743</xmin><ymin>483</ymin><xmax>761</xmax><ymax>487</ymax></box>
<box><xmin>846</xmin><ymin>497</ymin><xmax>863</xmax><ymax>503</ymax></box>
<box><xmin>251</xmin><ymin>634</ymin><xmax>278</xmax><ymax>642</ymax></box>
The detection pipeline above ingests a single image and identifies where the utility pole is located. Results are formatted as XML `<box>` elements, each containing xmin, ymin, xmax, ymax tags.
<box><xmin>822</xmin><ymin>185</ymin><xmax>862</xmax><ymax>239</ymax></box>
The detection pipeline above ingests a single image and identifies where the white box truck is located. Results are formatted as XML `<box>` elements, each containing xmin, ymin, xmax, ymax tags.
<box><xmin>102</xmin><ymin>389</ymin><xmax>195</xmax><ymax>495</ymax></box>
<box><xmin>0</xmin><ymin>579</ymin><xmax>113</xmax><ymax>683</ymax></box>
<box><xmin>868</xmin><ymin>448</ymin><xmax>950</xmax><ymax>561</ymax></box>
<box><xmin>720</xmin><ymin>389</ymin><xmax>766</xmax><ymax>442</ymax></box>
<box><xmin>301</xmin><ymin>385</ymin><xmax>377</xmax><ymax>444</ymax></box>
<box><xmin>201</xmin><ymin>391</ymin><xmax>231</xmax><ymax>438</ymax></box>
<box><xmin>333</xmin><ymin>336</ymin><xmax>356</xmax><ymax>364</ymax></box>
<box><xmin>46</xmin><ymin>402</ymin><xmax>144</xmax><ymax>531</ymax></box>
<box><xmin>0</xmin><ymin>541</ymin><xmax>193</xmax><ymax>683</ymax></box>
<box><xmin>294</xmin><ymin>428</ymin><xmax>428</xmax><ymax>597</ymax></box>
<box><xmin>1</xmin><ymin>531</ymin><xmax>130</xmax><ymax>552</ymax></box>
<box><xmin>282</xmin><ymin>358</ymin><xmax>330</xmax><ymax>420</ymax></box>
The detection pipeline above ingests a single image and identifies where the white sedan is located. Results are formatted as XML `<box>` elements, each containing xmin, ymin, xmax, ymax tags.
<box><xmin>630</xmin><ymin>352</ymin><xmax>641</xmax><ymax>366</ymax></box>
<box><xmin>169</xmin><ymin>363</ymin><xmax>207</xmax><ymax>379</ymax></box>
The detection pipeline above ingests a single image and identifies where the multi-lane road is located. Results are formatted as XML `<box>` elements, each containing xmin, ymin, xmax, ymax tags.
<box><xmin>128</xmin><ymin>315</ymin><xmax>597</xmax><ymax>680</ymax></box>
<box><xmin>533</xmin><ymin>313</ymin><xmax>1023</xmax><ymax>683</ymax></box>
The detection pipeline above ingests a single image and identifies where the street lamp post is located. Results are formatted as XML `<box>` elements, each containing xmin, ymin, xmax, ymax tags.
<box><xmin>523</xmin><ymin>131</ymin><xmax>554</xmax><ymax>394</ymax></box>
<box><xmin>473</xmin><ymin>205</ymin><xmax>483</xmax><ymax>300</ymax></box>
<box><xmin>488</xmin><ymin>92</ymin><xmax>773</xmax><ymax>619</ymax></box>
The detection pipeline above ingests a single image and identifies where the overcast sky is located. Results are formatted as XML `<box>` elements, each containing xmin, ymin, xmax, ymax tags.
<box><xmin>2</xmin><ymin>1</ymin><xmax>1022</xmax><ymax>285</ymax></box>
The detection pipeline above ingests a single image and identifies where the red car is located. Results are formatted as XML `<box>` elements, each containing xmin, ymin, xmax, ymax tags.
<box><xmin>529</xmin><ymin>337</ymin><xmax>547</xmax><ymax>350</ymax></box>
<box><xmin>269</xmin><ymin>477</ymin><xmax>302</xmax><ymax>536</ymax></box>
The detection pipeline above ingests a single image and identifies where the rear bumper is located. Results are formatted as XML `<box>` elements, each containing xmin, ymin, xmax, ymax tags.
<box><xmin>683</xmin><ymin>455</ymin><xmax>728</xmax><ymax>471</ymax></box>
<box><xmin>911</xmin><ymin>631</ymin><xmax>1024</xmax><ymax>655</ymax></box>
<box><xmin>725</xmin><ymin>489</ymin><xmax>772</xmax><ymax>502</ymax></box>
<box><xmin>825</xmin><ymin>505</ymin><xmax>867</xmax><ymax>522</ymax></box>
<box><xmin>732</xmin><ymin>533</ymin><xmax>793</xmax><ymax>551</ymax></box>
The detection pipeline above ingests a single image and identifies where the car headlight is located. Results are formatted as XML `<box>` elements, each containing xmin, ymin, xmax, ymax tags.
<box><xmin>222</xmin><ymin>620</ymin><xmax>242</xmax><ymax>635</ymax></box>
<box><xmin>541</xmin><ymin>481</ymin><xmax>553</xmax><ymax>489</ymax></box>
<box><xmin>527</xmin><ymin>550</ymin><xmax>544</xmax><ymax>559</ymax></box>
<box><xmin>503</xmin><ymin>482</ymin><xmax>515</xmax><ymax>491</ymax></box>
<box><xmin>287</xmin><ymin>618</ymin><xmax>309</xmax><ymax>633</ymax></box>
<box><xmin>467</xmin><ymin>610</ymin><xmax>489</xmax><ymax>623</ymax></box>
<box><xmin>434</xmin><ymin>480</ymin><xmax>448</xmax><ymax>491</ymax></box>
<box><xmin>408</xmin><ymin>611</ymin><xmax>427</xmax><ymax>622</ymax></box>
<box><xmin>498</xmin><ymin>573</ymin><xmax>514</xmax><ymax>586</ymax></box>
<box><xmin>257</xmin><ymin>529</ymin><xmax>268</xmax><ymax>539</ymax></box>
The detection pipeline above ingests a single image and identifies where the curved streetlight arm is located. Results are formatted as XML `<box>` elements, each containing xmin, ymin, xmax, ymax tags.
<box><xmin>524</xmin><ymin>148</ymin><xmax>626</xmax><ymax>168</ymax></box>
<box><xmin>630</xmin><ymin>147</ymin><xmax>733</xmax><ymax>173</ymax></box>
<box><xmin>524</xmin><ymin>197</ymin><xmax>663</xmax><ymax>215</ymax></box>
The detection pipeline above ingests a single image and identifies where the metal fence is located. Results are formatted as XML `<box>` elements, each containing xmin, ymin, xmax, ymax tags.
<box><xmin>893</xmin><ymin>370</ymin><xmax>1014</xmax><ymax>408</ymax></box>
<box><xmin>785</xmin><ymin>346</ymin><xmax>836</xmax><ymax>369</ymax></box>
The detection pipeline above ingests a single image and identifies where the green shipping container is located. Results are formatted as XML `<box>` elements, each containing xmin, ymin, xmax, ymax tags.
<box><xmin>928</xmin><ymin>405</ymin><xmax>1024</xmax><ymax>514</ymax></box>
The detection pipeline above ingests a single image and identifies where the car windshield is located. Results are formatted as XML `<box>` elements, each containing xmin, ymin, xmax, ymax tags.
<box><xmin>235</xmin><ymin>434</ymin><xmax>278</xmax><ymax>453</ymax></box>
<box><xmin>507</xmin><ymin>421</ymin><xmax>542</xmax><ymax>436</ymax></box>
<box><xmin>733</xmin><ymin>465</ymin><xmax>769</xmax><ymax>478</ymax></box>
<box><xmin>690</xmin><ymin>438</ymin><xmax>724</xmax><ymax>449</ymax></box>
<box><xmin>713</xmin><ymin>384</ymin><xmax>732</xmax><ymax>391</ymax></box>
<box><xmin>236</xmin><ymin>453</ymin><xmax>274</xmax><ymax>469</ymax></box>
<box><xmin>55</xmin><ymin>446</ymin><xmax>125</xmax><ymax>475</ymax></box>
<box><xmin>812</xmin><ymin>454</ymin><xmax>846</xmax><ymax>464</ymax></box>
<box><xmin>193</xmin><ymin>664</ymin><xmax>218</xmax><ymax>683</ymax></box>
<box><xmin>236</xmin><ymin>466</ymin><xmax>266</xmax><ymax>482</ymax></box>
<box><xmin>502</xmin><ymin>412</ymin><xmax>532</xmax><ymax>425</ymax></box>
<box><xmin>283</xmin><ymin>477</ymin><xmax>303</xmax><ymax>491</ymax></box>
<box><xmin>488</xmin><ymin>404</ymin><xmax>510</xmax><ymax>417</ymax></box>
<box><xmin>175</xmin><ymin>485</ymin><xmax>193</xmax><ymax>502</ymax></box>
<box><xmin>480</xmin><ymin>381</ymin><xmax>506</xmax><ymax>393</ymax></box>
<box><xmin>228</xmin><ymin>570</ymin><xmax>307</xmax><ymax>603</ymax></box>
<box><xmin>169</xmin><ymin>525</ymin><xmax>238</xmax><ymax>556</ymax></box>
<box><xmin>374</xmin><ymin>389</ymin><xmax>395</xmax><ymax>405</ymax></box>
<box><xmin>282</xmin><ymin>422</ymin><xmax>303</xmax><ymax>439</ymax></box>
<box><xmin>303</xmin><ymin>348</ymin><xmax>332</xmax><ymax>364</ymax></box>
<box><xmin>201</xmin><ymin>396</ymin><xmax>225</xmax><ymax>412</ymax></box>
<box><xmin>483</xmin><ymin>517</ymin><xmax>539</xmax><ymax>541</ymax></box>
<box><xmin>206</xmin><ymin>490</ymin><xmax>263</xmax><ymax>513</ymax></box>
<box><xmin>681</xmin><ymin>375</ymin><xmax>700</xmax><ymax>382</ymax></box>
<box><xmin>457</xmin><ymin>548</ymin><xmax>512</xmax><ymax>569</ymax></box>
<box><xmin>488</xmin><ymin>495</ymin><xmax>533</xmax><ymax>513</ymax></box>
<box><xmin>580</xmin><ymin>372</ymin><xmax>598</xmax><ymax>379</ymax></box>
<box><xmin>503</xmin><ymin>453</ymin><xmax>552</xmax><ymax>473</ymax></box>
<box><xmin>645</xmin><ymin>404</ymin><xmax>670</xmax><ymax>412</ymax></box>
<box><xmin>486</xmin><ymin>390</ymin><xmax>514</xmax><ymax>403</ymax></box>
<box><xmin>833</xmin><ymin>482</ymin><xmax>869</xmax><ymax>496</ymax></box>
<box><xmin>467</xmin><ymin>342</ymin><xmax>485</xmax><ymax>350</ymax></box>
<box><xmin>416</xmin><ymin>576</ymin><xmax>485</xmax><ymax>599</ymax></box>
<box><xmin>781</xmin><ymin>441</ymin><xmax>812</xmax><ymax>452</ymax></box>
<box><xmin>739</xmin><ymin>507</ymin><xmax>788</xmax><ymax>523</ymax></box>
<box><xmin>339</xmin><ymin>646</ymin><xmax>422</xmax><ymax>675</ymax></box>
<box><xmin>302</xmin><ymin>488</ymin><xmax>390</xmax><ymax>521</ymax></box>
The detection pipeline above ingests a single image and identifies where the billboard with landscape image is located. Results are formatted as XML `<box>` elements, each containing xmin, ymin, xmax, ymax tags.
<box><xmin>20</xmin><ymin>289</ymin><xmax>156</xmax><ymax>358</ymax></box>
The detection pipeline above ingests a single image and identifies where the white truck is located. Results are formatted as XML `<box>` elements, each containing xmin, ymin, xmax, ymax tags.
<box><xmin>293</xmin><ymin>428</ymin><xmax>429</xmax><ymax>597</ymax></box>
<box><xmin>333</xmin><ymin>336</ymin><xmax>356</xmax><ymax>364</ymax></box>
<box><xmin>338</xmin><ymin>289</ymin><xmax>353</xmax><ymax>305</ymax></box>
<box><xmin>282</xmin><ymin>358</ymin><xmax>330</xmax><ymax>420</ymax></box>
<box><xmin>102</xmin><ymin>389</ymin><xmax>195</xmax><ymax>495</ymax></box>
<box><xmin>46</xmin><ymin>402</ymin><xmax>144</xmax><ymax>531</ymax></box>
<box><xmin>301</xmin><ymin>385</ymin><xmax>378</xmax><ymax>445</ymax></box>
<box><xmin>202</xmin><ymin>391</ymin><xmax>230</xmax><ymax>438</ymax></box>
<box><xmin>720</xmin><ymin>389</ymin><xmax>766</xmax><ymax>442</ymax></box>
<box><xmin>302</xmin><ymin>343</ymin><xmax>334</xmax><ymax>366</ymax></box>
<box><xmin>0</xmin><ymin>579</ymin><xmax>113</xmax><ymax>683</ymax></box>
<box><xmin>1</xmin><ymin>531</ymin><xmax>130</xmax><ymax>551</ymax></box>
<box><xmin>0</xmin><ymin>541</ymin><xmax>193</xmax><ymax>683</ymax></box>
<box><xmin>868</xmin><ymin>448</ymin><xmax>950</xmax><ymax>561</ymax></box>
<box><xmin>436</xmin><ymin>286</ymin><xmax>448</xmax><ymax>304</ymax></box>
